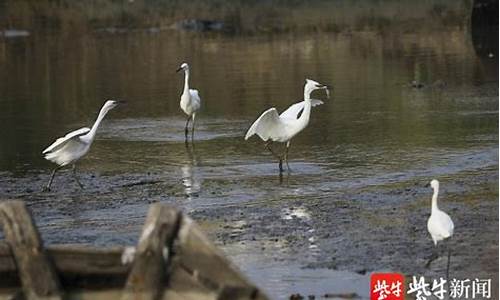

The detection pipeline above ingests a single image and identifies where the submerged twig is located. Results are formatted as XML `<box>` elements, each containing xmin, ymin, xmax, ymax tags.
<box><xmin>122</xmin><ymin>179</ymin><xmax>163</xmax><ymax>187</ymax></box>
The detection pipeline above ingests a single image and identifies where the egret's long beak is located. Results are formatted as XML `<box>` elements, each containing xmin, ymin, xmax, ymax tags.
<box><xmin>117</xmin><ymin>100</ymin><xmax>127</xmax><ymax>105</ymax></box>
<box><xmin>425</xmin><ymin>182</ymin><xmax>431</xmax><ymax>188</ymax></box>
<box><xmin>176</xmin><ymin>67</ymin><xmax>183</xmax><ymax>73</ymax></box>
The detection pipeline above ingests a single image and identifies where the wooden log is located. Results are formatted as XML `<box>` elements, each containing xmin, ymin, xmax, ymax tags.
<box><xmin>0</xmin><ymin>200</ymin><xmax>63</xmax><ymax>300</ymax></box>
<box><xmin>0</xmin><ymin>243</ymin><xmax>130</xmax><ymax>289</ymax></box>
<box><xmin>122</xmin><ymin>203</ymin><xmax>181</xmax><ymax>300</ymax></box>
<box><xmin>162</xmin><ymin>261</ymin><xmax>218</xmax><ymax>300</ymax></box>
<box><xmin>170</xmin><ymin>216</ymin><xmax>269</xmax><ymax>300</ymax></box>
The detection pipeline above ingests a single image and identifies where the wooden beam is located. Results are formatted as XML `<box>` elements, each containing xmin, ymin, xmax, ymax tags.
<box><xmin>0</xmin><ymin>243</ymin><xmax>130</xmax><ymax>288</ymax></box>
<box><xmin>122</xmin><ymin>203</ymin><xmax>181</xmax><ymax>300</ymax></box>
<box><xmin>173</xmin><ymin>216</ymin><xmax>268</xmax><ymax>300</ymax></box>
<box><xmin>0</xmin><ymin>200</ymin><xmax>63</xmax><ymax>300</ymax></box>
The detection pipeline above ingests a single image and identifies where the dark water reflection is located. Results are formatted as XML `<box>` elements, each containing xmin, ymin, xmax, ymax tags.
<box><xmin>0</xmin><ymin>26</ymin><xmax>498</xmax><ymax>299</ymax></box>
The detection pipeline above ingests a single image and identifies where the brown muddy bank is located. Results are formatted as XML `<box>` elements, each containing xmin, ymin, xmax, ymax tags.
<box><xmin>1</xmin><ymin>1</ymin><xmax>471</xmax><ymax>34</ymax></box>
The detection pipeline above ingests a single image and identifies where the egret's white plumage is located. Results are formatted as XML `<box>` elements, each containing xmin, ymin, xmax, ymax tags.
<box><xmin>245</xmin><ymin>79</ymin><xmax>329</xmax><ymax>171</ymax></box>
<box><xmin>427</xmin><ymin>179</ymin><xmax>454</xmax><ymax>245</ymax></box>
<box><xmin>245</xmin><ymin>98</ymin><xmax>324</xmax><ymax>142</ymax></box>
<box><xmin>42</xmin><ymin>100</ymin><xmax>120</xmax><ymax>190</ymax></box>
<box><xmin>177</xmin><ymin>62</ymin><xmax>201</xmax><ymax>139</ymax></box>
<box><xmin>43</xmin><ymin>127</ymin><xmax>91</xmax><ymax>164</ymax></box>
<box><xmin>182</xmin><ymin>89</ymin><xmax>201</xmax><ymax>116</ymax></box>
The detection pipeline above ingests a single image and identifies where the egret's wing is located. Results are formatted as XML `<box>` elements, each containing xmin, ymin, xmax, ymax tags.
<box><xmin>279</xmin><ymin>99</ymin><xmax>324</xmax><ymax>120</ymax></box>
<box><xmin>189</xmin><ymin>89</ymin><xmax>200</xmax><ymax>98</ymax></box>
<box><xmin>42</xmin><ymin>127</ymin><xmax>90</xmax><ymax>154</ymax></box>
<box><xmin>189</xmin><ymin>89</ymin><xmax>201</xmax><ymax>111</ymax></box>
<box><xmin>245</xmin><ymin>108</ymin><xmax>283</xmax><ymax>141</ymax></box>
<box><xmin>428</xmin><ymin>212</ymin><xmax>454</xmax><ymax>239</ymax></box>
<box><xmin>440</xmin><ymin>212</ymin><xmax>454</xmax><ymax>237</ymax></box>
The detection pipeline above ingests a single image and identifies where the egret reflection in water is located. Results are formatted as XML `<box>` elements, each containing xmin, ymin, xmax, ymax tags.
<box><xmin>181</xmin><ymin>141</ymin><xmax>201</xmax><ymax>198</ymax></box>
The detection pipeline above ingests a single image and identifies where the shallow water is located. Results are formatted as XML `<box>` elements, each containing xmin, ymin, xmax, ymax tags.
<box><xmin>0</xmin><ymin>23</ymin><xmax>498</xmax><ymax>299</ymax></box>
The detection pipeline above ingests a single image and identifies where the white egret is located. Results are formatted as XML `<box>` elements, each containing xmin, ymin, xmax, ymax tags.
<box><xmin>244</xmin><ymin>79</ymin><xmax>329</xmax><ymax>172</ymax></box>
<box><xmin>176</xmin><ymin>62</ymin><xmax>201</xmax><ymax>140</ymax></box>
<box><xmin>42</xmin><ymin>100</ymin><xmax>121</xmax><ymax>191</ymax></box>
<box><xmin>426</xmin><ymin>179</ymin><xmax>454</xmax><ymax>278</ymax></box>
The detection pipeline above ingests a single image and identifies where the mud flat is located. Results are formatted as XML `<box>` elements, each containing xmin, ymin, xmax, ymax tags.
<box><xmin>0</xmin><ymin>143</ymin><xmax>497</xmax><ymax>298</ymax></box>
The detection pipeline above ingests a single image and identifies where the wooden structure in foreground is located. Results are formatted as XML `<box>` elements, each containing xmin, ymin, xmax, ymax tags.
<box><xmin>0</xmin><ymin>200</ymin><xmax>268</xmax><ymax>300</ymax></box>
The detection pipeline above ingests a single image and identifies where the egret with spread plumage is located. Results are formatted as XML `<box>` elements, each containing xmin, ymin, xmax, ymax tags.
<box><xmin>245</xmin><ymin>79</ymin><xmax>330</xmax><ymax>172</ymax></box>
<box><xmin>42</xmin><ymin>100</ymin><xmax>121</xmax><ymax>191</ymax></box>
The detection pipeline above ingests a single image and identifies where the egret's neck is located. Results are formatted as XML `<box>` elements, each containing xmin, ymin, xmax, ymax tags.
<box><xmin>431</xmin><ymin>188</ymin><xmax>439</xmax><ymax>212</ymax></box>
<box><xmin>304</xmin><ymin>89</ymin><xmax>312</xmax><ymax>101</ymax></box>
<box><xmin>183</xmin><ymin>70</ymin><xmax>190</xmax><ymax>94</ymax></box>
<box><xmin>88</xmin><ymin>106</ymin><xmax>111</xmax><ymax>141</ymax></box>
<box><xmin>299</xmin><ymin>89</ymin><xmax>313</xmax><ymax>123</ymax></box>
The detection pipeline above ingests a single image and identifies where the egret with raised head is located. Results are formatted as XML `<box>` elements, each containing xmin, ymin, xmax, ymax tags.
<box><xmin>245</xmin><ymin>79</ymin><xmax>330</xmax><ymax>172</ymax></box>
<box><xmin>42</xmin><ymin>100</ymin><xmax>121</xmax><ymax>190</ymax></box>
<box><xmin>426</xmin><ymin>179</ymin><xmax>454</xmax><ymax>279</ymax></box>
<box><xmin>176</xmin><ymin>62</ymin><xmax>201</xmax><ymax>140</ymax></box>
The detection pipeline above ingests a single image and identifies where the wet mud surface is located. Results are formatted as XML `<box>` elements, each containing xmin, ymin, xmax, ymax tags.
<box><xmin>0</xmin><ymin>139</ymin><xmax>497</xmax><ymax>299</ymax></box>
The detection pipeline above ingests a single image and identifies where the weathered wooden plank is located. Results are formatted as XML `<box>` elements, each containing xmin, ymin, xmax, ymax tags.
<box><xmin>0</xmin><ymin>243</ymin><xmax>130</xmax><ymax>288</ymax></box>
<box><xmin>217</xmin><ymin>286</ymin><xmax>260</xmax><ymax>300</ymax></box>
<box><xmin>122</xmin><ymin>203</ymin><xmax>181</xmax><ymax>300</ymax></box>
<box><xmin>0</xmin><ymin>200</ymin><xmax>62</xmax><ymax>300</ymax></box>
<box><xmin>0</xmin><ymin>242</ymin><xmax>18</xmax><ymax>287</ymax></box>
<box><xmin>50</xmin><ymin>244</ymin><xmax>131</xmax><ymax>288</ymax></box>
<box><xmin>173</xmin><ymin>216</ymin><xmax>269</xmax><ymax>300</ymax></box>
<box><xmin>49</xmin><ymin>244</ymin><xmax>130</xmax><ymax>275</ymax></box>
<box><xmin>162</xmin><ymin>257</ymin><xmax>218</xmax><ymax>300</ymax></box>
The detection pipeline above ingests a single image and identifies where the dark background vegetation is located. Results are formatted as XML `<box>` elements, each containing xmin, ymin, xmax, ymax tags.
<box><xmin>0</xmin><ymin>0</ymin><xmax>472</xmax><ymax>34</ymax></box>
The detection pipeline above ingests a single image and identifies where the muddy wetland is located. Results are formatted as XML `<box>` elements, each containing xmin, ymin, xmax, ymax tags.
<box><xmin>0</xmin><ymin>2</ymin><xmax>498</xmax><ymax>299</ymax></box>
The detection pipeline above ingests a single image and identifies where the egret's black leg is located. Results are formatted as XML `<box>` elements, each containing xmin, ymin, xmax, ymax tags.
<box><xmin>72</xmin><ymin>164</ymin><xmax>84</xmax><ymax>189</ymax></box>
<box><xmin>44</xmin><ymin>166</ymin><xmax>62</xmax><ymax>191</ymax></box>
<box><xmin>185</xmin><ymin>116</ymin><xmax>191</xmax><ymax>139</ymax></box>
<box><xmin>425</xmin><ymin>246</ymin><xmax>439</xmax><ymax>268</ymax></box>
<box><xmin>284</xmin><ymin>141</ymin><xmax>291</xmax><ymax>172</ymax></box>
<box><xmin>446</xmin><ymin>246</ymin><xmax>451</xmax><ymax>282</ymax></box>
<box><xmin>265</xmin><ymin>141</ymin><xmax>273</xmax><ymax>156</ymax></box>
<box><xmin>191</xmin><ymin>113</ymin><xmax>196</xmax><ymax>141</ymax></box>
<box><xmin>265</xmin><ymin>141</ymin><xmax>284</xmax><ymax>172</ymax></box>
<box><xmin>265</xmin><ymin>141</ymin><xmax>281</xmax><ymax>159</ymax></box>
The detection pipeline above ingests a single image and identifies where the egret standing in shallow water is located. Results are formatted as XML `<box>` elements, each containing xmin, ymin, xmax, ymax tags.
<box><xmin>245</xmin><ymin>79</ymin><xmax>329</xmax><ymax>172</ymax></box>
<box><xmin>176</xmin><ymin>62</ymin><xmax>201</xmax><ymax>140</ymax></box>
<box><xmin>426</xmin><ymin>179</ymin><xmax>454</xmax><ymax>279</ymax></box>
<box><xmin>42</xmin><ymin>100</ymin><xmax>121</xmax><ymax>191</ymax></box>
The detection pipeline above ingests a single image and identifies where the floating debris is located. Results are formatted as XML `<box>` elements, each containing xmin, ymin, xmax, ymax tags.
<box><xmin>175</xmin><ymin>19</ymin><xmax>227</xmax><ymax>32</ymax></box>
<box><xmin>410</xmin><ymin>80</ymin><xmax>424</xmax><ymax>89</ymax></box>
<box><xmin>0</xmin><ymin>29</ymin><xmax>30</xmax><ymax>38</ymax></box>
